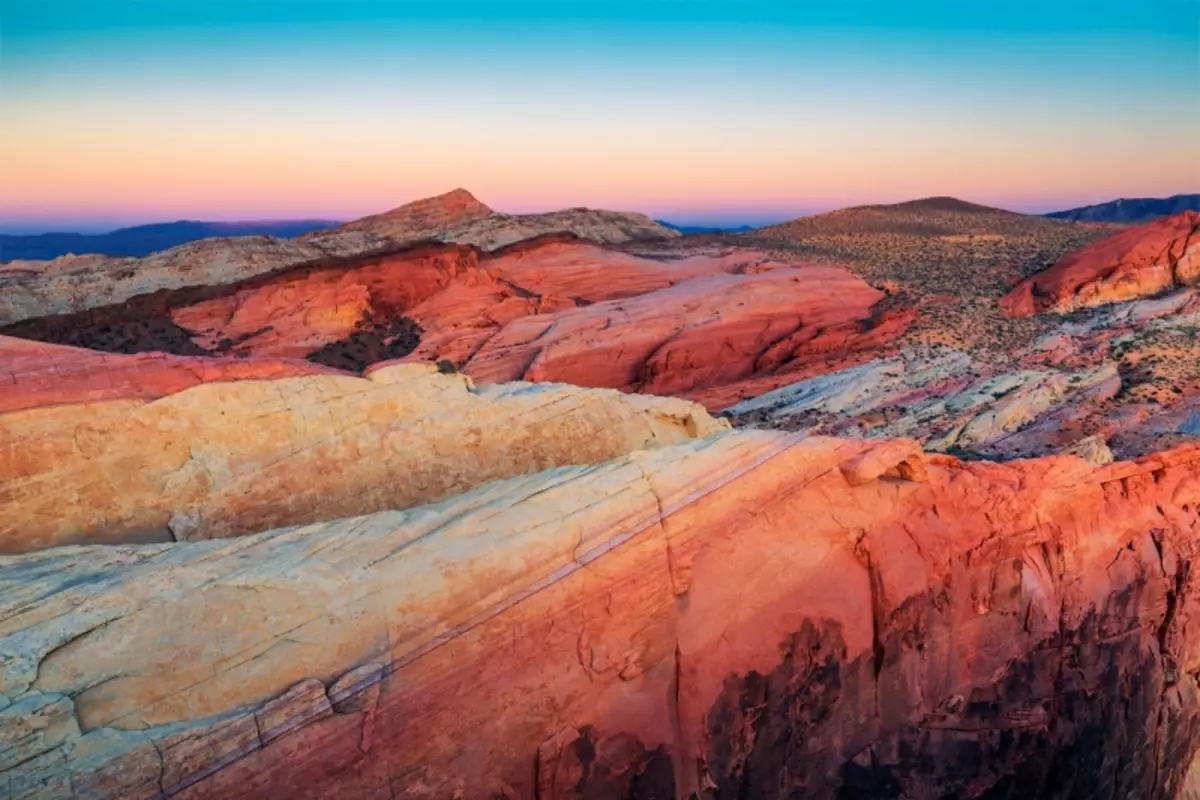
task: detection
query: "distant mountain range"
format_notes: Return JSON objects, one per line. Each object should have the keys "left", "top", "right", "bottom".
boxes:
{"left": 0, "top": 219, "right": 342, "bottom": 261}
{"left": 657, "top": 221, "right": 757, "bottom": 235}
{"left": 1045, "top": 194, "right": 1200, "bottom": 223}
{"left": 13, "top": 194, "right": 1194, "bottom": 262}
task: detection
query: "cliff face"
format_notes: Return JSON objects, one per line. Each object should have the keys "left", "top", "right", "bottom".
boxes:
{"left": 3, "top": 431, "right": 1199, "bottom": 799}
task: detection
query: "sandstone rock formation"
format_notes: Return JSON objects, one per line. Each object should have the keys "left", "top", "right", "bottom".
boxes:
{"left": 3, "top": 431, "right": 1200, "bottom": 798}
{"left": 322, "top": 186, "right": 494, "bottom": 240}
{"left": 0, "top": 360, "right": 725, "bottom": 554}
{"left": 1003, "top": 211, "right": 1200, "bottom": 315}
{"left": 321, "top": 188, "right": 678, "bottom": 252}
{"left": 0, "top": 336, "right": 331, "bottom": 414}
{"left": 2, "top": 239, "right": 908, "bottom": 409}
{"left": 725, "top": 347, "right": 1124, "bottom": 460}
{"left": 464, "top": 266, "right": 914, "bottom": 409}
{"left": 726, "top": 281, "right": 1200, "bottom": 463}
{"left": 5, "top": 192, "right": 1200, "bottom": 799}
{"left": 0, "top": 190, "right": 679, "bottom": 326}
{"left": 724, "top": 203, "right": 1200, "bottom": 464}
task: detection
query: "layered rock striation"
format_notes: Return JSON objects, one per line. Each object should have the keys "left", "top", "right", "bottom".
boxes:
{"left": 3, "top": 432, "right": 1200, "bottom": 798}
{"left": 5, "top": 193, "right": 1200, "bottom": 800}
{"left": 0, "top": 190, "right": 679, "bottom": 326}
{"left": 2, "top": 238, "right": 910, "bottom": 409}
{"left": 0, "top": 359, "right": 725, "bottom": 554}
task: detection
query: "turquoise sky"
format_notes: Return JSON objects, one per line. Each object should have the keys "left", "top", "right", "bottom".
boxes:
{"left": 2, "top": 0, "right": 1198, "bottom": 230}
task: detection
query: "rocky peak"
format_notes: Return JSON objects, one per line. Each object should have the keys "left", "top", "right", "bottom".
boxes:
{"left": 321, "top": 188, "right": 494, "bottom": 240}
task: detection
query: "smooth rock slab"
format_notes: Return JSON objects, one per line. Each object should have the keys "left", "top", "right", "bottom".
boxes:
{"left": 0, "top": 361, "right": 725, "bottom": 553}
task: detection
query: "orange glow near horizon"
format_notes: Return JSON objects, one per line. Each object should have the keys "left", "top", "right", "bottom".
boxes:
{"left": 3, "top": 2, "right": 1197, "bottom": 229}
{"left": 4, "top": 106, "right": 1194, "bottom": 226}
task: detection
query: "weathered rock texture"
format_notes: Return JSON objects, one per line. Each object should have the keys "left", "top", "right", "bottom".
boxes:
{"left": 5, "top": 193, "right": 1200, "bottom": 799}
{"left": 0, "top": 190, "right": 678, "bottom": 326}
{"left": 323, "top": 188, "right": 678, "bottom": 252}
{"left": 464, "top": 266, "right": 914, "bottom": 409}
{"left": 2, "top": 239, "right": 908, "bottom": 408}
{"left": 0, "top": 361, "right": 724, "bottom": 554}
{"left": 1003, "top": 212, "right": 1200, "bottom": 315}
{"left": 726, "top": 346, "right": 1124, "bottom": 461}
{"left": 728, "top": 234, "right": 1200, "bottom": 462}
{"left": 3, "top": 432, "right": 1200, "bottom": 798}
{"left": 0, "top": 336, "right": 332, "bottom": 414}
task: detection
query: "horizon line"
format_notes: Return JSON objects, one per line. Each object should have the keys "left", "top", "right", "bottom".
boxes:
{"left": 3, "top": 190, "right": 1197, "bottom": 236}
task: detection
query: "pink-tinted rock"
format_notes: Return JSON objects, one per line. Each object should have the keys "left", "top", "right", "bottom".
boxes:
{"left": 1003, "top": 211, "right": 1200, "bottom": 315}
{"left": 3, "top": 433, "right": 1200, "bottom": 798}
{"left": 462, "top": 267, "right": 912, "bottom": 406}
{"left": 5, "top": 239, "right": 900, "bottom": 409}
{"left": 0, "top": 335, "right": 331, "bottom": 414}
{"left": 0, "top": 190, "right": 680, "bottom": 326}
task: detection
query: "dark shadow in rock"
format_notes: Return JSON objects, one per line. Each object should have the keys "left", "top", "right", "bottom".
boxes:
{"left": 19, "top": 316, "right": 213, "bottom": 356}
{"left": 306, "top": 317, "right": 423, "bottom": 373}
{"left": 702, "top": 603, "right": 1192, "bottom": 799}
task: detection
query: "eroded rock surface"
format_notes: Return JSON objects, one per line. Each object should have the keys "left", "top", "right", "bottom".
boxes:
{"left": 5, "top": 194, "right": 1200, "bottom": 800}
{"left": 0, "top": 190, "right": 679, "bottom": 326}
{"left": 0, "top": 336, "right": 333, "bottom": 414}
{"left": 726, "top": 347, "right": 1124, "bottom": 460}
{"left": 3, "top": 239, "right": 905, "bottom": 408}
{"left": 728, "top": 260, "right": 1200, "bottom": 461}
{"left": 2, "top": 432, "right": 1199, "bottom": 798}
{"left": 0, "top": 361, "right": 725, "bottom": 554}
{"left": 464, "top": 266, "right": 914, "bottom": 408}
{"left": 1003, "top": 211, "right": 1200, "bottom": 315}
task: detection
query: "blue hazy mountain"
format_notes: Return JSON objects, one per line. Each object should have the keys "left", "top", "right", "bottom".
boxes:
{"left": 1045, "top": 194, "right": 1200, "bottom": 223}
{"left": 0, "top": 219, "right": 343, "bottom": 261}
{"left": 657, "top": 220, "right": 757, "bottom": 235}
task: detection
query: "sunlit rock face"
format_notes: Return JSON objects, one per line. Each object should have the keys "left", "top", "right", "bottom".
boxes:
{"left": 0, "top": 189, "right": 681, "bottom": 327}
{"left": 1003, "top": 211, "right": 1200, "bottom": 316}
{"left": 2, "top": 230, "right": 911, "bottom": 408}
{"left": 0, "top": 356, "right": 725, "bottom": 554}
{"left": 3, "top": 433, "right": 1200, "bottom": 797}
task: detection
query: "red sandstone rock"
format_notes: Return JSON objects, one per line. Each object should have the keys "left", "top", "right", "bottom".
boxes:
{"left": 462, "top": 267, "right": 911, "bottom": 406}
{"left": 3, "top": 432, "right": 1200, "bottom": 798}
{"left": 6, "top": 194, "right": 1200, "bottom": 800}
{"left": 0, "top": 190, "right": 680, "bottom": 326}
{"left": 1003, "top": 211, "right": 1200, "bottom": 315}
{"left": 169, "top": 244, "right": 484, "bottom": 359}
{"left": 5, "top": 240, "right": 900, "bottom": 409}
{"left": 0, "top": 335, "right": 331, "bottom": 414}
{"left": 164, "top": 241, "right": 758, "bottom": 362}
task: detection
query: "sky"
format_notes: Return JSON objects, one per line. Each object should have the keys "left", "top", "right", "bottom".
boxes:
{"left": 1, "top": 0, "right": 1198, "bottom": 232}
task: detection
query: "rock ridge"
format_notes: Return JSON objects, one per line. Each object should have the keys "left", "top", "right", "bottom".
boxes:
{"left": 0, "top": 359, "right": 726, "bottom": 554}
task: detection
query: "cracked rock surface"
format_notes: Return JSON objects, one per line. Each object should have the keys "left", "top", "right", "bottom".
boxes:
{"left": 3, "top": 432, "right": 1200, "bottom": 798}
